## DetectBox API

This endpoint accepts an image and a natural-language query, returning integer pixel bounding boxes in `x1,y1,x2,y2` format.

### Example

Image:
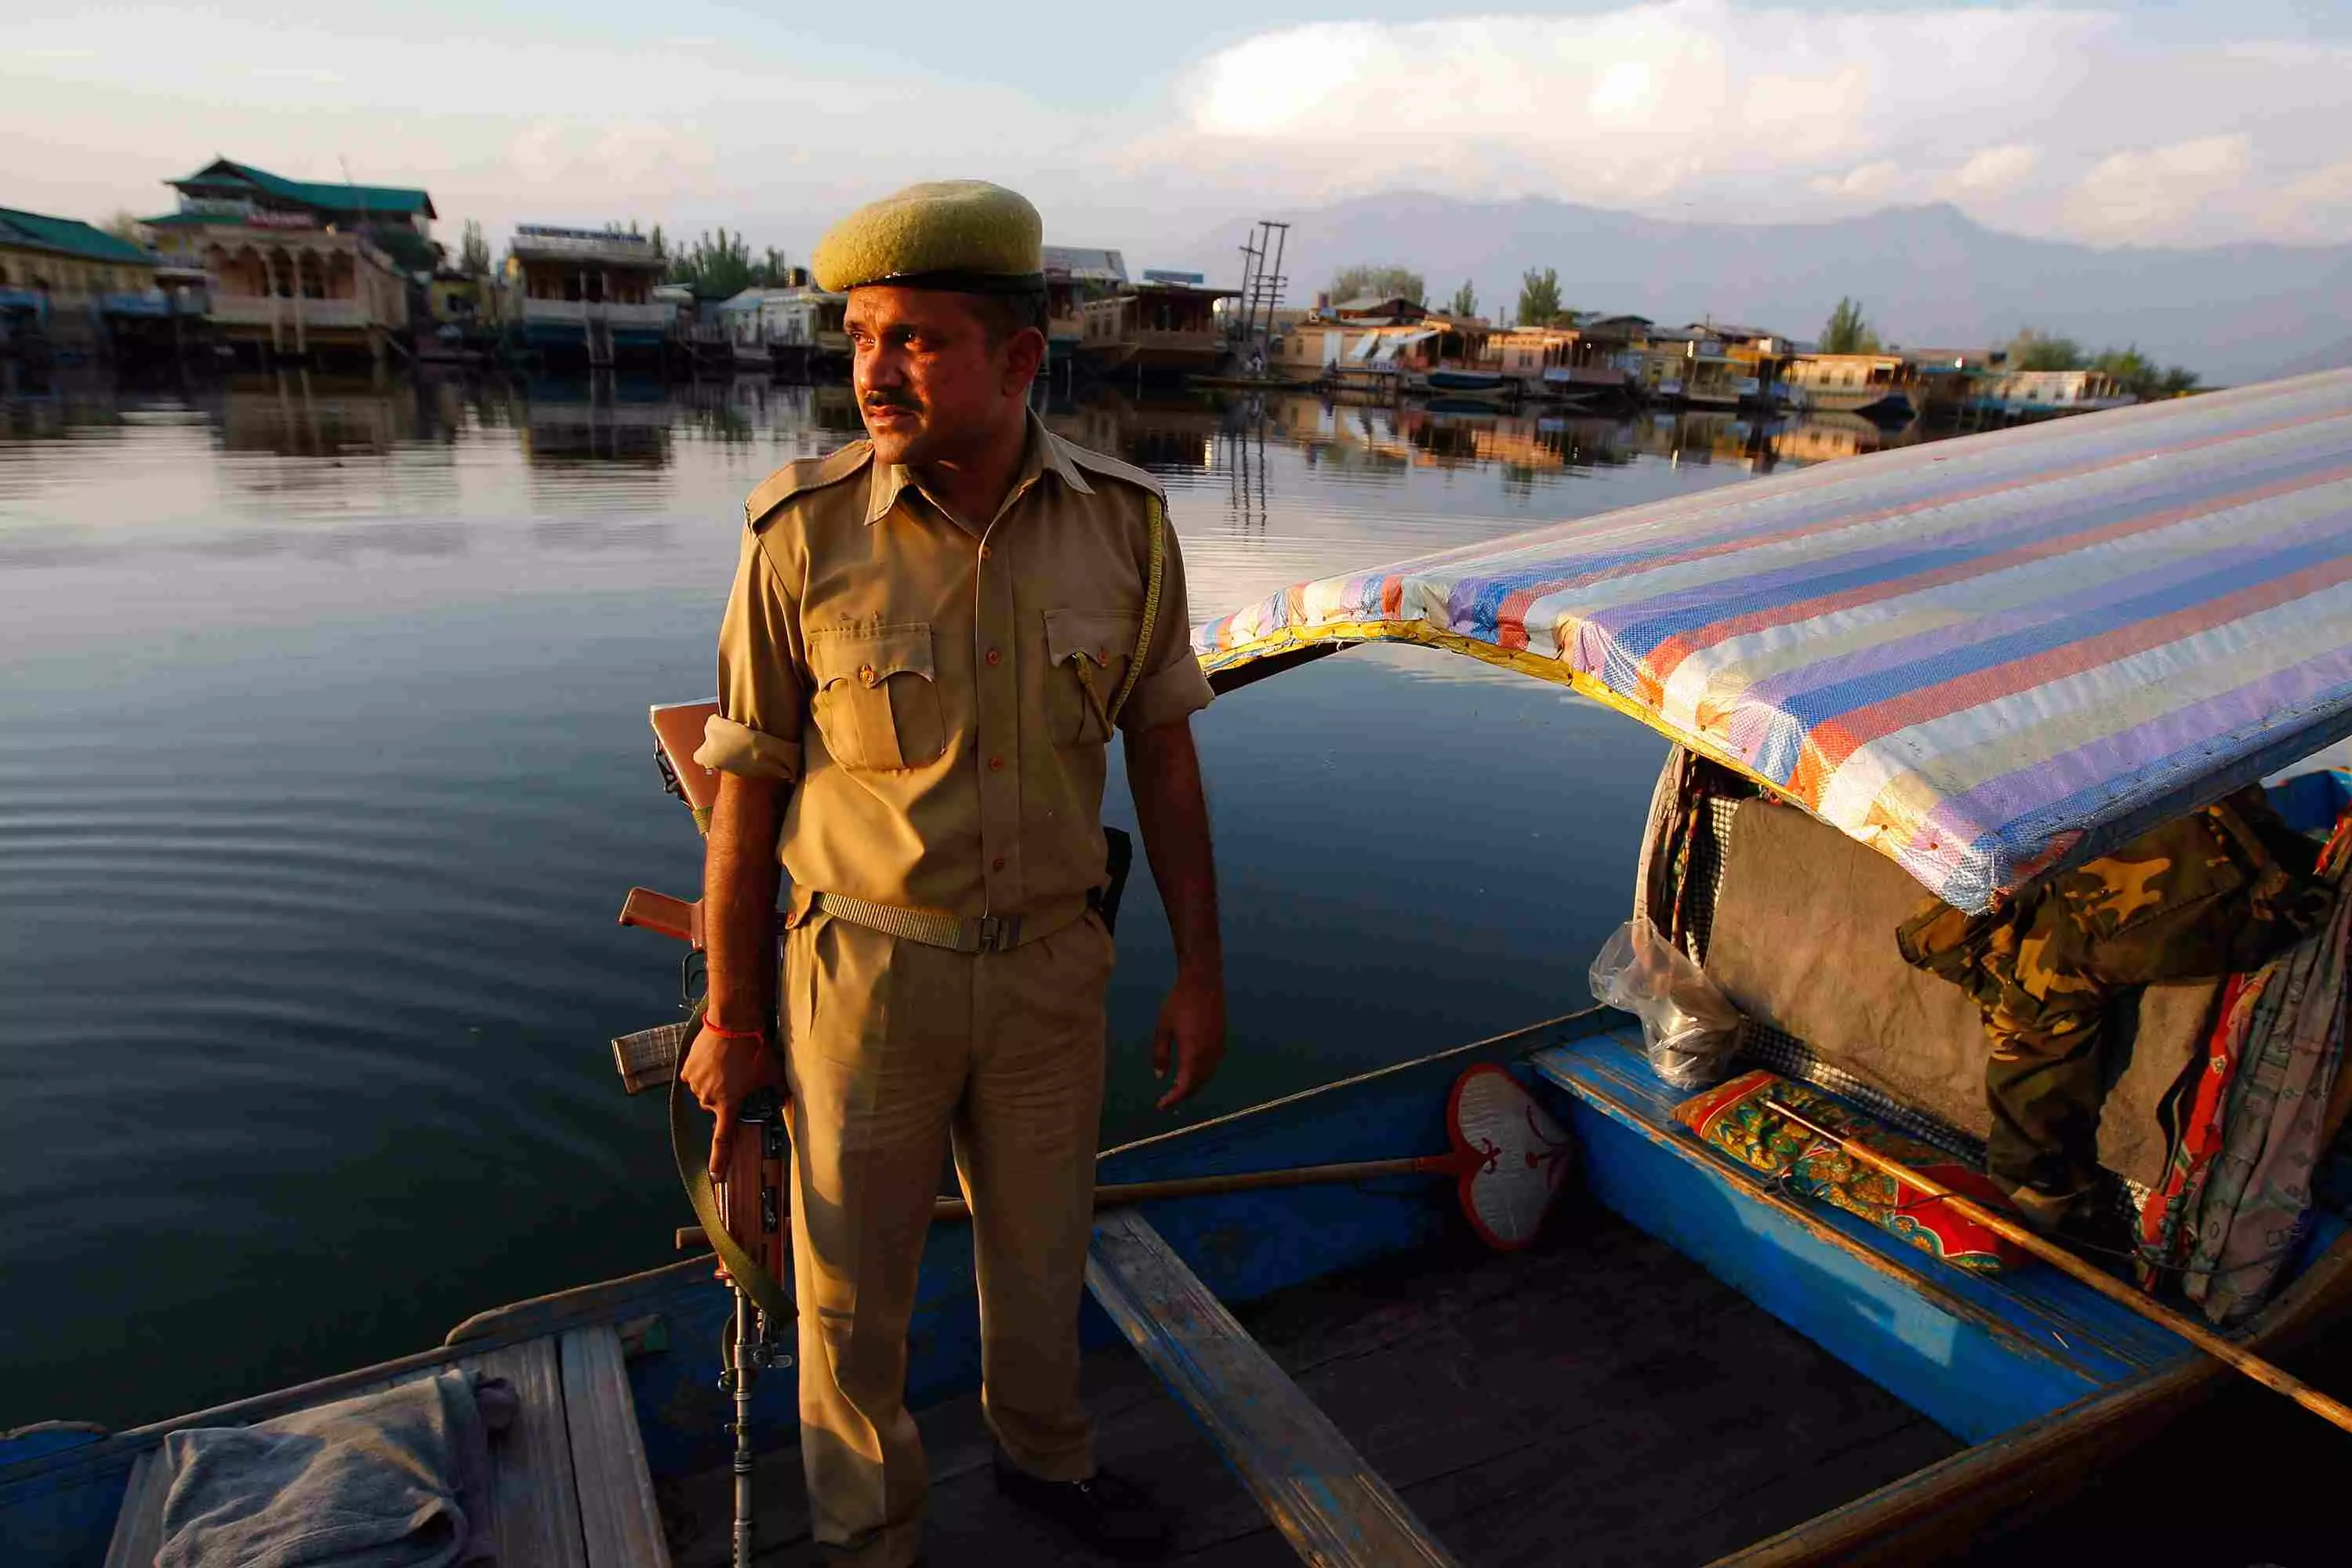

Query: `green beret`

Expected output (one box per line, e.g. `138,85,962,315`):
811,180,1045,295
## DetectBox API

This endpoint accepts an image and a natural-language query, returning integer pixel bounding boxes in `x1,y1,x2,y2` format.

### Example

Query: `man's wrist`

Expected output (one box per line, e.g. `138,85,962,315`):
1174,949,1224,985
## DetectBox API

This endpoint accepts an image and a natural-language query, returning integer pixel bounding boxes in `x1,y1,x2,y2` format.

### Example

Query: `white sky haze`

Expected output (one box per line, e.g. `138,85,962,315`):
5,1,2348,264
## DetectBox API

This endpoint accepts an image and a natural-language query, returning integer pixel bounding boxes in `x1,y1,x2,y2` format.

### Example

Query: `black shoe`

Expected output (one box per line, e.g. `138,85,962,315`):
993,1455,1173,1561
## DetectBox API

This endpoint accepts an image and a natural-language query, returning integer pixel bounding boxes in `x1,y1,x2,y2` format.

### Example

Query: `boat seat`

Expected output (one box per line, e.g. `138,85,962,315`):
1085,1207,1461,1567
100,1327,666,1568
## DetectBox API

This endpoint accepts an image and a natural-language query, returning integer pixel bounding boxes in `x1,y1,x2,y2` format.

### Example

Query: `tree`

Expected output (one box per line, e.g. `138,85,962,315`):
2089,344,2204,401
1516,267,1563,328
1820,297,1881,354
648,223,668,263
758,246,789,287
669,228,756,296
1330,263,1425,307
1447,280,1477,318
459,219,492,276
2007,327,2083,371
102,209,146,245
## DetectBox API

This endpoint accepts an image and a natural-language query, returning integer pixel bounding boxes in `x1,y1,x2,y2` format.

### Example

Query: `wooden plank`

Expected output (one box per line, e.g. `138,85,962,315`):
98,1447,165,1568
558,1325,672,1568
1085,1207,1461,1568
463,1338,589,1568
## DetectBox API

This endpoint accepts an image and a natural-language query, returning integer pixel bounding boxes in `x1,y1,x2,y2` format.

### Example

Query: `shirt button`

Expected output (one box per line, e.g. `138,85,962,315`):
985,648,1001,667
991,855,1007,873
978,545,992,560
857,663,877,684
988,755,1004,772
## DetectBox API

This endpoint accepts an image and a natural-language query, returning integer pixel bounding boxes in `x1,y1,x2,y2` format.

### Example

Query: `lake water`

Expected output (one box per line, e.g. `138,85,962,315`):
0,368,1947,1430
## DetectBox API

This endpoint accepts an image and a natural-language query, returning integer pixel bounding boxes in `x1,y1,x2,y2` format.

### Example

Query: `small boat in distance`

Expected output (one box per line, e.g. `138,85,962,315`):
13,370,2352,1567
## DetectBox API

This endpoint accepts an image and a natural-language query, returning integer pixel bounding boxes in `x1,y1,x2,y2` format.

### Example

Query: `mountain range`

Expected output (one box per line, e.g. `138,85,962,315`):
1185,195,2352,385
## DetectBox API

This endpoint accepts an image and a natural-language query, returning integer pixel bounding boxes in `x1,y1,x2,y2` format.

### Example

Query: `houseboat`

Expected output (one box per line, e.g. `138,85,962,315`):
1976,367,2137,419
1785,351,1919,421
140,158,429,365
714,279,849,377
1044,245,1128,365
1078,271,1241,380
13,369,2352,1568
1904,347,2006,419
503,226,673,368
0,207,178,362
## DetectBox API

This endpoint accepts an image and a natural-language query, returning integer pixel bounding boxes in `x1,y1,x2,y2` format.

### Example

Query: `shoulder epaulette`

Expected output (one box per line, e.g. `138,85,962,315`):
1058,440,1166,502
744,440,874,530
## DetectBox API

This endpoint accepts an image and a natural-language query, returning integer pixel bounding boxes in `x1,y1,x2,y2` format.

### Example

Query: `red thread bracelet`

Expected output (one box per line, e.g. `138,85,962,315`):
700,1015,764,1040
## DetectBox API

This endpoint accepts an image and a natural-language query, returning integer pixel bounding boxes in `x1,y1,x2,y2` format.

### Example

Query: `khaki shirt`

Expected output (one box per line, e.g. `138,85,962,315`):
695,411,1214,919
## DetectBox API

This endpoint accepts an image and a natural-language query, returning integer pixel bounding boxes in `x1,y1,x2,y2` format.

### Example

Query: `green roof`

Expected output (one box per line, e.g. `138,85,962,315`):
170,158,436,220
0,208,155,266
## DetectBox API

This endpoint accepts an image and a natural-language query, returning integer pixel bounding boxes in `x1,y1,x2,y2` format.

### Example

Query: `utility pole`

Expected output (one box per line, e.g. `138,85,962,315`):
1234,219,1290,365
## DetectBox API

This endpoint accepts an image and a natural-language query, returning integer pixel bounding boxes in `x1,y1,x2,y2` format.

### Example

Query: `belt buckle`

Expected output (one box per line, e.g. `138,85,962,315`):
972,913,1022,953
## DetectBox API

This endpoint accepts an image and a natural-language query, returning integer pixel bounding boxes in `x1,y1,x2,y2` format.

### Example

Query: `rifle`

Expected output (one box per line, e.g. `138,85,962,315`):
710,1083,790,1568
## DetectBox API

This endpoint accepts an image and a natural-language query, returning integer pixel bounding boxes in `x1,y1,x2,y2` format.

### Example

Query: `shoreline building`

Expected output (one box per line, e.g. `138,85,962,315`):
715,272,848,376
1079,270,1241,380
142,158,431,361
502,227,671,367
0,208,170,358
1785,351,1919,421
1976,366,2135,418
1043,247,1127,365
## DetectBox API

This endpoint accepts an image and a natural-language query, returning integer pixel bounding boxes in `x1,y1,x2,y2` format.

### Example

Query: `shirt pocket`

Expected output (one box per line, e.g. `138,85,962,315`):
1044,608,1144,746
807,622,947,771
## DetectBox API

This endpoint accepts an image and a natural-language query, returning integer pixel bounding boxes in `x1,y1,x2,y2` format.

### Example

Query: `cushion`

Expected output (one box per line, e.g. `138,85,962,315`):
1675,1070,2025,1272
1702,797,2216,1189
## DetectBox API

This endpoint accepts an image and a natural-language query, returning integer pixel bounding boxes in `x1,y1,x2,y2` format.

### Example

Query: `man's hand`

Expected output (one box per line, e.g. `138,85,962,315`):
1152,965,1226,1110
682,1022,785,1176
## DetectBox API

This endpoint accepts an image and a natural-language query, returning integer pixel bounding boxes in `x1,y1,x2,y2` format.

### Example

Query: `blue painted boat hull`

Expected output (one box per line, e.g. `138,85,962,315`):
9,1004,2351,1564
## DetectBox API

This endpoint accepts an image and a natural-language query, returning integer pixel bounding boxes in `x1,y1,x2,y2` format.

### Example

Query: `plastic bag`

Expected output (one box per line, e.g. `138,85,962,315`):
1588,918,1743,1089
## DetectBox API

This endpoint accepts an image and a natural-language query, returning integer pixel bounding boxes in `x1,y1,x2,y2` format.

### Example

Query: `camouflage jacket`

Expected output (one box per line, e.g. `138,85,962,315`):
1897,786,2325,1054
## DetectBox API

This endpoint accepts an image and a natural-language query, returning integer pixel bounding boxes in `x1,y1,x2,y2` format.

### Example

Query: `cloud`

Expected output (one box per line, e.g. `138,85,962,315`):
1948,144,2038,196
1810,160,1904,201
2071,135,2252,243
1148,2,2352,245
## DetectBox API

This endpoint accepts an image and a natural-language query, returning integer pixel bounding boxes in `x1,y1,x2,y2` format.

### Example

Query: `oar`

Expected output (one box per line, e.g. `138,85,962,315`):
676,1156,1465,1250
1765,1097,2352,1438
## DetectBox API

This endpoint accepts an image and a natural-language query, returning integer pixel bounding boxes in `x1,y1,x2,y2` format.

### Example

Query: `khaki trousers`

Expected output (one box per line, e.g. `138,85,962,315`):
780,907,1113,1567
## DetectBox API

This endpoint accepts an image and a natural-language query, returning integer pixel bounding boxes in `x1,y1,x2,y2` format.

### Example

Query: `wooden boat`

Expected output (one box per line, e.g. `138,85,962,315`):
1184,372,1319,393
1421,368,1516,398
13,369,2352,1566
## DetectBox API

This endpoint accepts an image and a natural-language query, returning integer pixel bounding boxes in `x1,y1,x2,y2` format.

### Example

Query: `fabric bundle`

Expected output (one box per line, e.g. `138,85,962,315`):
158,1370,516,1568
2138,813,2352,1323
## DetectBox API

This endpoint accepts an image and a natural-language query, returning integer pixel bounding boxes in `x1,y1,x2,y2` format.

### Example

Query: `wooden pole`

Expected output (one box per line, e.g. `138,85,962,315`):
1764,1097,2352,1438
675,1155,1455,1253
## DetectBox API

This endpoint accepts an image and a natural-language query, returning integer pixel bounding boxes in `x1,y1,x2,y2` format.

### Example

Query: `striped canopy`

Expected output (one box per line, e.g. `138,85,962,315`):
1195,370,2352,913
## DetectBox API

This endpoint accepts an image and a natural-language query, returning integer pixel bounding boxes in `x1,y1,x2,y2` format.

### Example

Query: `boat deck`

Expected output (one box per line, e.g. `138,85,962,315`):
660,1202,1958,1565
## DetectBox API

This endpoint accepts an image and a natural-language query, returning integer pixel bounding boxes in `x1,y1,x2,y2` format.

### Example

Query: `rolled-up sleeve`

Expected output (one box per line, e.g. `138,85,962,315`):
1116,512,1215,734
695,526,807,781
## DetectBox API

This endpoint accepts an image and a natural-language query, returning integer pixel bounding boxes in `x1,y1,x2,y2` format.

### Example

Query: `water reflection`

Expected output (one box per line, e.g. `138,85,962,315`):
0,365,1969,1433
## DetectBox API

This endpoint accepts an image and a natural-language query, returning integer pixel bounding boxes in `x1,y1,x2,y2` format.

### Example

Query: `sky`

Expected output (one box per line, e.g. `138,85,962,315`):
6,1,2350,270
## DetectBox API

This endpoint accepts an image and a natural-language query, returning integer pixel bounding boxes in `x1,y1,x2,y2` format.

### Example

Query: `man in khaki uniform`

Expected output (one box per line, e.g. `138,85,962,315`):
681,180,1226,1565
